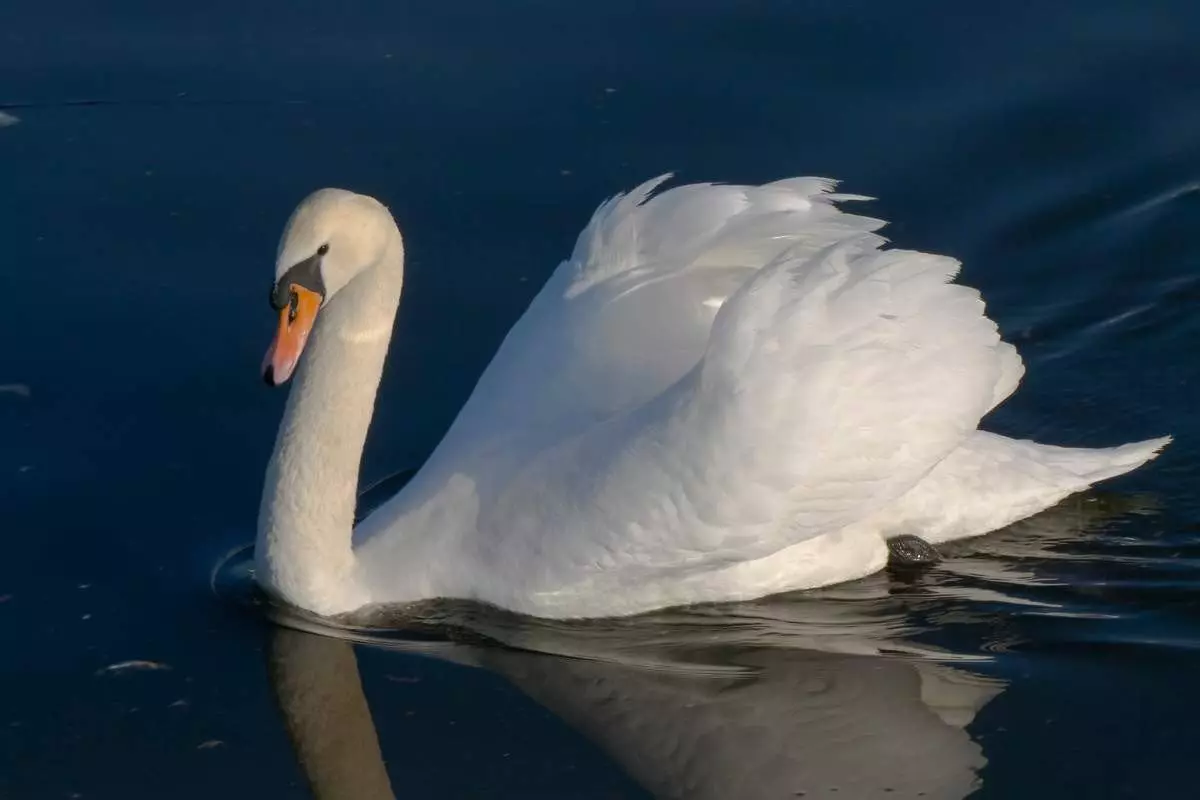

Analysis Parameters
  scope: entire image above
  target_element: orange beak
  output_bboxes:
[262,285,323,386]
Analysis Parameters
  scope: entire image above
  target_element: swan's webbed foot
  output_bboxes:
[885,534,941,567]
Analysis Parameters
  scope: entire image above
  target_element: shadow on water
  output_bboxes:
[215,488,1200,799]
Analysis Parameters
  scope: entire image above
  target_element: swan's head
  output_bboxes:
[263,188,395,386]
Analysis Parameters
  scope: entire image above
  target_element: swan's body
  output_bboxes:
[256,176,1168,619]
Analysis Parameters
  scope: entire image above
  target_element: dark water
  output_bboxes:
[2,0,1198,797]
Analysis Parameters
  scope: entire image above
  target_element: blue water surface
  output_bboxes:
[2,1,1199,797]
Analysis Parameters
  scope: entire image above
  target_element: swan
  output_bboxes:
[255,175,1169,619]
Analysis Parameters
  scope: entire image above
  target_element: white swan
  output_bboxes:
[256,175,1169,619]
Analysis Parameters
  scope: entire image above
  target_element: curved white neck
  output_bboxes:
[256,227,405,615]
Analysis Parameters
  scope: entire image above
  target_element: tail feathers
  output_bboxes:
[1037,435,1172,487]
[882,432,1171,546]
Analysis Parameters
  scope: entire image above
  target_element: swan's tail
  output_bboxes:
[1033,435,1172,486]
[887,431,1171,545]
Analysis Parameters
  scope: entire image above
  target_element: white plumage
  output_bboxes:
[256,176,1169,619]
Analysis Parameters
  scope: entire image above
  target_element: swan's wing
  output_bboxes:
[679,233,1006,538]
[356,177,888,549]
[478,233,1011,598]
[988,341,1025,413]
[420,177,885,472]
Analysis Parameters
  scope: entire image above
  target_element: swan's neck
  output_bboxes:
[256,229,404,616]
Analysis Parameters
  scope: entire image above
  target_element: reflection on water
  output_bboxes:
[268,628,1000,800]
[269,632,396,800]
[230,490,1192,799]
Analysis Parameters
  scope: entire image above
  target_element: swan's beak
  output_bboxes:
[263,285,322,387]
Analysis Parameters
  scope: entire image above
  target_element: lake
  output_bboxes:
[2,0,1198,797]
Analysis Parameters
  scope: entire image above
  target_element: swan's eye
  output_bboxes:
[317,243,330,256]
[288,289,299,323]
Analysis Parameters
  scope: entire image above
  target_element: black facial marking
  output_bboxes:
[270,249,328,310]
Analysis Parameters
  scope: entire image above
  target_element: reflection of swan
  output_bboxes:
[268,631,395,800]
[267,626,1003,800]
[254,177,1168,619]
[493,651,1000,800]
